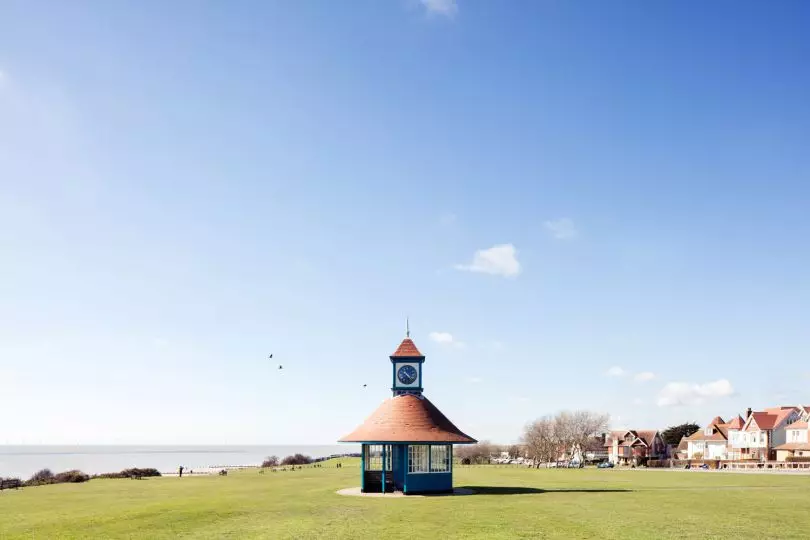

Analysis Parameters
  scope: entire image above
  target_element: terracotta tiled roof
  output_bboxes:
[774,443,810,451]
[635,430,658,446]
[710,416,725,425]
[339,394,476,443]
[747,409,795,431]
[787,421,808,429]
[677,437,688,451]
[726,415,745,430]
[391,338,424,358]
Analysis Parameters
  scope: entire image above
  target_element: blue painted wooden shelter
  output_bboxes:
[339,330,476,494]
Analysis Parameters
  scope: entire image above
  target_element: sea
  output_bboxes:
[0,445,360,480]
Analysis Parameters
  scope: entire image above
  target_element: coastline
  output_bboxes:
[0,445,360,480]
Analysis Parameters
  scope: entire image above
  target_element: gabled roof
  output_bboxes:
[710,416,725,425]
[727,415,745,430]
[787,421,808,429]
[339,394,476,443]
[746,408,796,431]
[391,338,424,358]
[635,430,659,446]
[677,437,689,451]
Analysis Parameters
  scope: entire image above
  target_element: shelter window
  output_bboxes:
[365,445,391,471]
[430,445,450,472]
[408,445,429,473]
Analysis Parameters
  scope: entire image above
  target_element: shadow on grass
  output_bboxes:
[460,486,633,495]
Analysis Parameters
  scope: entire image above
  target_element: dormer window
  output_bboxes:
[704,427,714,436]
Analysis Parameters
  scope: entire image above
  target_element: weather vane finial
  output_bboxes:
[406,316,410,338]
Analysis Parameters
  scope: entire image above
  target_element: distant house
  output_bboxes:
[604,430,666,465]
[739,407,801,461]
[685,416,730,460]
[774,421,810,461]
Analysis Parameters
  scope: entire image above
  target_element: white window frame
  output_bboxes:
[408,445,429,474]
[365,445,392,471]
[430,445,451,472]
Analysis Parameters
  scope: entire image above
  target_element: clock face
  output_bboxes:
[397,365,418,385]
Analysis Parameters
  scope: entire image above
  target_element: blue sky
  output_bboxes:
[1,0,809,445]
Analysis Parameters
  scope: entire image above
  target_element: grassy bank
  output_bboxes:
[2,460,809,539]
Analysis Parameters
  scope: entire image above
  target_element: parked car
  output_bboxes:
[567,461,583,468]
[597,461,614,469]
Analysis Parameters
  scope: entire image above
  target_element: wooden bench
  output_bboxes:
[0,478,23,490]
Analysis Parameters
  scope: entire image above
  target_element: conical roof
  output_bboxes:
[391,338,424,358]
[339,394,476,444]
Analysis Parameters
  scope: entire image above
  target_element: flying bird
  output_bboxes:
[268,354,273,359]
[363,384,367,388]
[278,365,283,370]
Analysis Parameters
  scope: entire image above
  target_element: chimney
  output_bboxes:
[746,407,752,419]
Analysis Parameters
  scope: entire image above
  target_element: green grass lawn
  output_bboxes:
[2,461,809,539]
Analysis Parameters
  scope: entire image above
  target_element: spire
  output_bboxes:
[406,317,410,338]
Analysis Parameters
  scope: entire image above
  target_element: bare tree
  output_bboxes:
[523,410,609,466]
[522,416,561,467]
[507,444,523,459]
[557,410,610,463]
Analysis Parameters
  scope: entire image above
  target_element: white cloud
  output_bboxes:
[455,244,521,278]
[429,331,454,344]
[606,366,625,377]
[420,0,458,17]
[656,379,735,407]
[544,218,578,240]
[429,331,465,348]
[634,371,656,382]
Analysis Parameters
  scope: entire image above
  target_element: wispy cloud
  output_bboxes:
[544,218,578,240]
[634,371,656,382]
[605,366,625,377]
[420,0,458,18]
[439,213,457,226]
[656,379,735,407]
[455,244,521,278]
[429,331,465,348]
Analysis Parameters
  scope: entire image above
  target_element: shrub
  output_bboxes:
[26,468,55,486]
[281,454,312,466]
[785,456,810,463]
[262,456,280,468]
[53,470,90,483]
[93,468,161,480]
[122,468,160,478]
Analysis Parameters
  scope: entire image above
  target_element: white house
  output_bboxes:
[685,416,729,460]
[740,407,800,461]
[775,421,810,461]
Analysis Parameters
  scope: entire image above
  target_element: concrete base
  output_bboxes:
[336,487,475,497]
